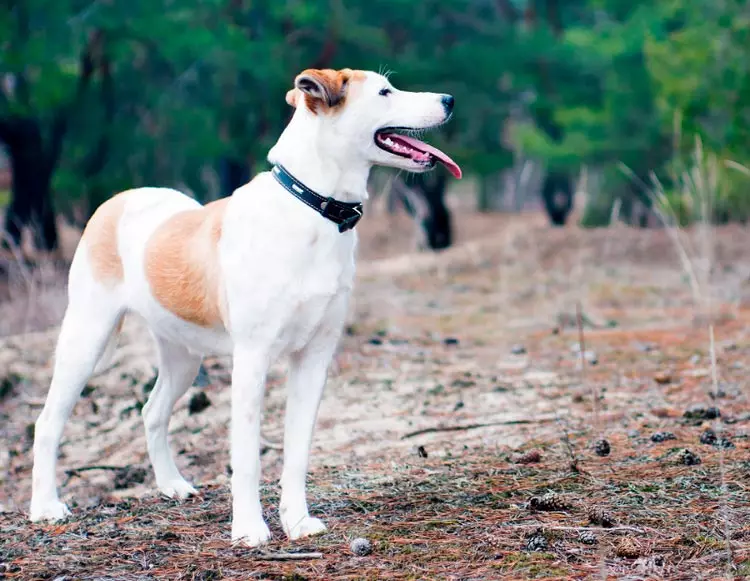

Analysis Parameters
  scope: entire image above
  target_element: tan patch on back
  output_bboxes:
[144,198,229,328]
[294,68,367,113]
[83,194,127,286]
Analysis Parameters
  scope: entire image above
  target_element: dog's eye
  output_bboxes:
[379,87,392,97]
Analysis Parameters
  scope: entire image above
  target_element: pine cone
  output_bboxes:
[699,428,717,445]
[679,449,701,466]
[650,431,676,443]
[528,492,571,512]
[578,530,597,545]
[524,532,549,552]
[594,439,611,457]
[615,538,641,559]
[515,449,542,464]
[588,506,616,528]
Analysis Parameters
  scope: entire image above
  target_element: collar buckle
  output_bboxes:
[338,207,363,233]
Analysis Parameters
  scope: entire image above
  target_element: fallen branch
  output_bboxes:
[253,551,323,561]
[62,464,124,487]
[401,417,554,440]
[503,524,670,537]
[64,464,123,476]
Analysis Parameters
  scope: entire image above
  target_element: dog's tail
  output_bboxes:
[92,314,125,375]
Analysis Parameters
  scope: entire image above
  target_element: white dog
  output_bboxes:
[29,68,462,546]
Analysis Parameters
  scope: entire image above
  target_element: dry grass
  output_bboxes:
[2,442,749,580]
[1,208,750,579]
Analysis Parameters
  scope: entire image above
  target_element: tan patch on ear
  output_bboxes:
[295,68,367,114]
[83,193,127,286]
[144,198,230,328]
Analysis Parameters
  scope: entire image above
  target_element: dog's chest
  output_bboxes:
[275,233,355,352]
[219,183,357,352]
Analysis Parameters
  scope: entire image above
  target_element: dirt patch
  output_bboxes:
[1,210,750,579]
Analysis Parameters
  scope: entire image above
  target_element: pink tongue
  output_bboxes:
[389,134,463,179]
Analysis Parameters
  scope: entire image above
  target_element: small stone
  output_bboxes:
[188,391,212,415]
[679,449,701,466]
[650,431,677,443]
[689,354,701,365]
[636,342,657,353]
[699,428,717,445]
[616,538,642,559]
[444,337,459,346]
[653,371,672,385]
[583,350,598,365]
[417,445,428,458]
[578,530,597,545]
[511,344,527,355]
[588,506,616,528]
[684,405,720,420]
[368,337,383,345]
[593,439,611,457]
[515,449,542,464]
[524,531,548,552]
[350,537,372,556]
[453,400,465,411]
[528,492,570,512]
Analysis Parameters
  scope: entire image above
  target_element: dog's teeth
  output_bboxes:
[384,138,394,146]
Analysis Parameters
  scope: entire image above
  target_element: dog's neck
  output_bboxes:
[267,109,370,204]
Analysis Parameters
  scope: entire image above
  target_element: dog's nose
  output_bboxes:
[441,94,455,115]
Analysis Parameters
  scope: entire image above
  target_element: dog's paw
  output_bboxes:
[284,515,327,541]
[232,520,272,547]
[29,499,71,523]
[158,479,197,499]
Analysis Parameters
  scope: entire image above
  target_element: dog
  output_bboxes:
[29,67,462,546]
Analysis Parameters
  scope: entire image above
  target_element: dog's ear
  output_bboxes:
[294,69,350,111]
[285,88,300,108]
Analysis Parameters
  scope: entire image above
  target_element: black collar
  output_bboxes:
[271,164,363,233]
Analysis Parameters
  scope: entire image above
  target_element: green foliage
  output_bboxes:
[1,0,750,224]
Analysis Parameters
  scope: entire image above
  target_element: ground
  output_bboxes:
[0,204,749,580]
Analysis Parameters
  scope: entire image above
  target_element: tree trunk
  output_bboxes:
[2,118,58,251]
[218,156,251,198]
[541,170,573,226]
[408,167,452,250]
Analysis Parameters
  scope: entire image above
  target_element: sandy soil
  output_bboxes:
[1,206,749,579]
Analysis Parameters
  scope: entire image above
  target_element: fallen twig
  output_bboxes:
[401,417,554,440]
[503,524,667,536]
[62,464,124,487]
[253,551,323,561]
[64,464,123,476]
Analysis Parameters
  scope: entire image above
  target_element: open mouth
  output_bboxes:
[375,127,462,179]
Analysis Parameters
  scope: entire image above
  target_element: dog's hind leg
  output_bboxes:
[143,336,202,498]
[30,295,123,522]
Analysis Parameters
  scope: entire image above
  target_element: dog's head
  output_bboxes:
[285,68,462,179]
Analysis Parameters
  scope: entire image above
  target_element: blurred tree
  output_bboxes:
[0,4,109,250]
[3,0,749,254]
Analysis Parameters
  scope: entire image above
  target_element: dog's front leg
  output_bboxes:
[279,307,346,541]
[230,345,271,546]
